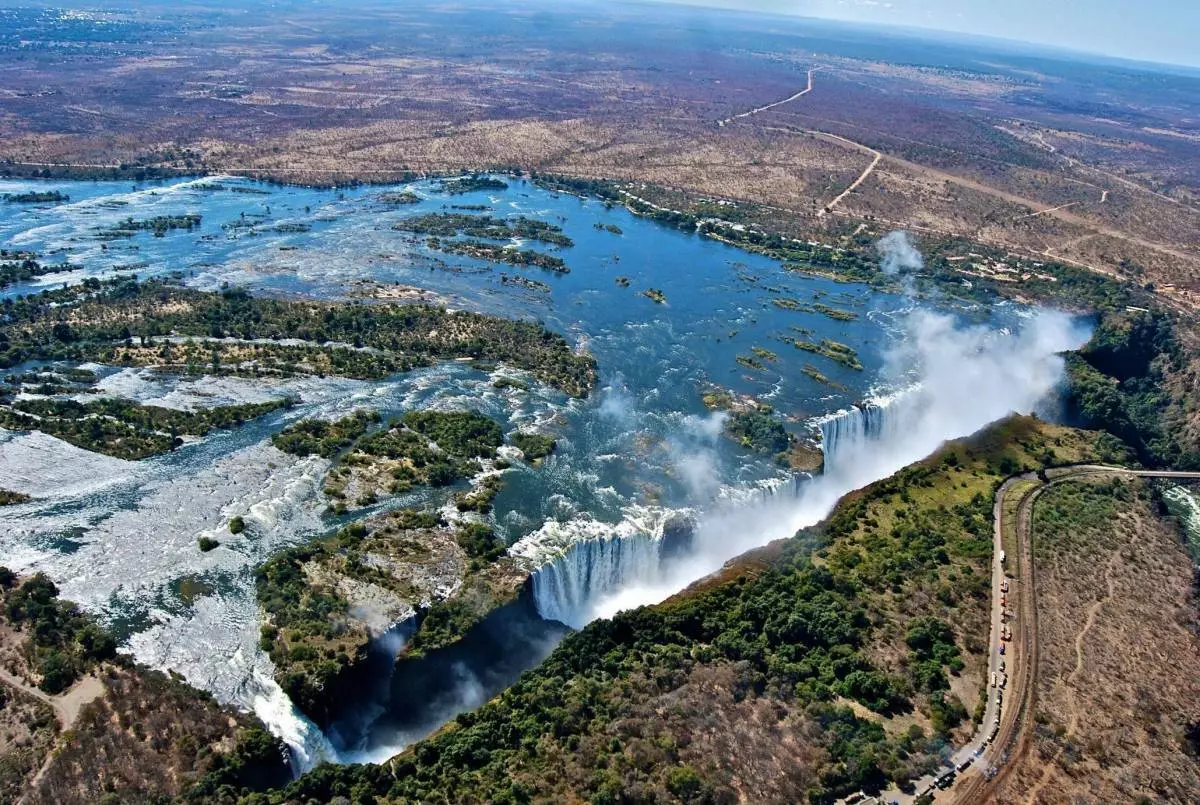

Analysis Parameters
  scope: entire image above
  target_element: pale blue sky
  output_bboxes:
[645,0,1200,68]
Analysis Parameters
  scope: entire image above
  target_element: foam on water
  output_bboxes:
[2,175,1065,763]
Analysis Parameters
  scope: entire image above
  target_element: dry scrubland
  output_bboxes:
[987,477,1200,804]
[1,1,1198,304]
[0,573,289,804]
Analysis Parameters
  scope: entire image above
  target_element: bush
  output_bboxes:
[229,516,246,534]
[198,537,221,552]
[38,649,78,693]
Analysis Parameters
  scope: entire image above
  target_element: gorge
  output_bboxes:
[0,174,1088,773]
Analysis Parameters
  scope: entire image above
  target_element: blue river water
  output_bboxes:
[0,174,1058,766]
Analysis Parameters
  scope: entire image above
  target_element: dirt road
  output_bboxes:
[0,666,104,729]
[717,68,820,126]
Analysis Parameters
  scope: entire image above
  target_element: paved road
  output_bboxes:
[839,465,1200,805]
[946,465,1200,804]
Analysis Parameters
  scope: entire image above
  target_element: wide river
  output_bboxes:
[0,175,1078,766]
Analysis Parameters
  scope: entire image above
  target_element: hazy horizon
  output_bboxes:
[643,0,1200,69]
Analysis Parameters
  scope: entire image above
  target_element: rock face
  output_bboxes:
[782,439,824,473]
[256,508,526,728]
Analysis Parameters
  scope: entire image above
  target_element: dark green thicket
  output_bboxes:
[725,407,791,455]
[0,250,75,288]
[271,410,381,459]
[509,432,556,461]
[1067,309,1194,468]
[402,410,503,458]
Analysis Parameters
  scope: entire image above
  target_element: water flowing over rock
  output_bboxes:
[816,390,915,476]
[517,510,694,629]
[531,531,662,629]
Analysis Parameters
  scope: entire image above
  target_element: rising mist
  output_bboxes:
[542,235,1090,626]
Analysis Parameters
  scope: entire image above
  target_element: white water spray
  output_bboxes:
[525,306,1089,627]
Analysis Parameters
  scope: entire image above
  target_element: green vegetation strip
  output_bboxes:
[780,336,864,370]
[426,237,569,274]
[394,212,573,247]
[0,397,293,460]
[439,176,509,195]
[0,278,595,396]
[0,251,75,289]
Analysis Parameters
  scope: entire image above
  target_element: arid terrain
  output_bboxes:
[986,477,1200,804]
[2,1,1198,307]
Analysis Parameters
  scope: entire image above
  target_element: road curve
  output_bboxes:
[946,465,1200,804]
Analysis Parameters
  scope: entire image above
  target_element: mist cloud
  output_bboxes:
[877,230,924,275]
[571,281,1088,625]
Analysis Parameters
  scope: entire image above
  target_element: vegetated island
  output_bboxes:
[702,384,824,472]
[0,489,31,505]
[0,277,596,398]
[258,407,566,726]
[771,297,859,321]
[274,409,505,513]
[0,395,294,460]
[0,250,76,289]
[424,237,569,274]
[438,176,509,195]
[96,214,202,239]
[377,190,421,205]
[394,212,573,247]
[780,334,865,371]
[3,190,69,204]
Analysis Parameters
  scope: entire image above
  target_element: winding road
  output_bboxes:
[944,465,1200,804]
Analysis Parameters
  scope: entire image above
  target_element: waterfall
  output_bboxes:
[531,532,664,629]
[817,390,918,476]
[521,511,695,629]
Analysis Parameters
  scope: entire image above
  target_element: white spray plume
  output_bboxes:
[877,230,924,275]
[547,305,1090,626]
